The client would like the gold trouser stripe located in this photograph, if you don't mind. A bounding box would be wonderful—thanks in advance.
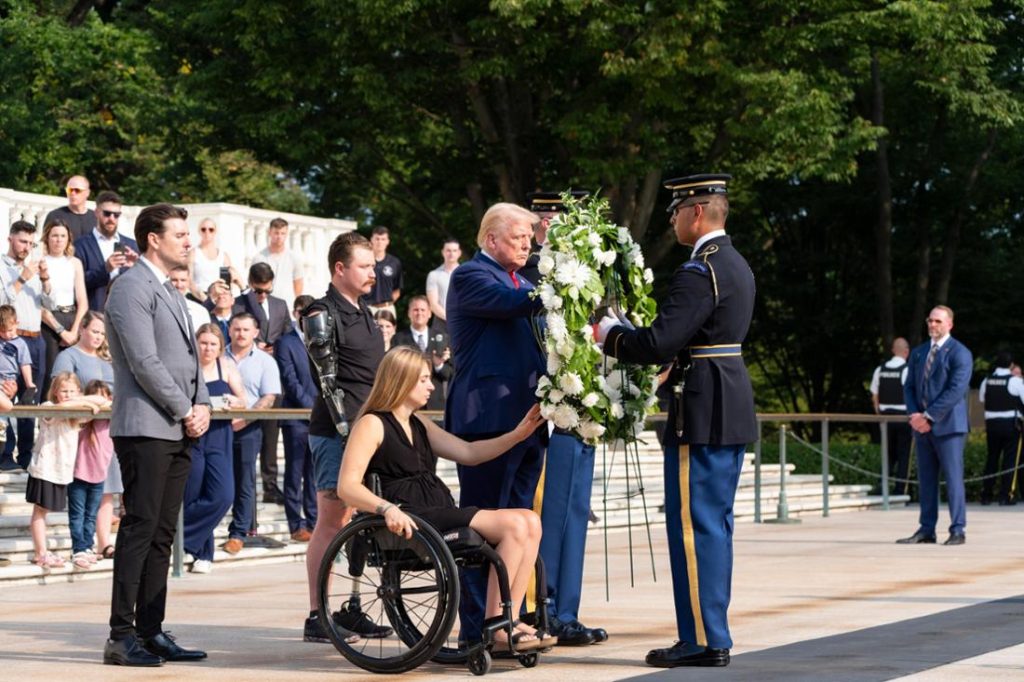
[678,445,707,647]
[1010,434,1023,498]
[526,462,547,609]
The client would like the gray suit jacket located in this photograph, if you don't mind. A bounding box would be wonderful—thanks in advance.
[105,260,209,440]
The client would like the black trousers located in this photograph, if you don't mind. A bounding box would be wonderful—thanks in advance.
[982,419,1021,503]
[260,395,282,494]
[882,416,913,496]
[109,435,192,640]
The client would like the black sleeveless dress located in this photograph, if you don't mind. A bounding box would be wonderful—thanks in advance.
[366,411,479,531]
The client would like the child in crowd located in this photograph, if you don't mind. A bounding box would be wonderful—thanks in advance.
[67,380,114,569]
[0,304,35,392]
[26,372,104,569]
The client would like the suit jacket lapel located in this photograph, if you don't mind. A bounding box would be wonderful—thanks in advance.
[248,292,270,343]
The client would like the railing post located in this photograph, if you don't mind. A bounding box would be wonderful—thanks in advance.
[754,420,762,523]
[767,424,800,524]
[880,419,890,511]
[172,506,184,578]
[821,419,830,518]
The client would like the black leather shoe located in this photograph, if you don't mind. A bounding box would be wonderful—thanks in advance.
[552,618,595,646]
[896,531,936,544]
[103,636,164,667]
[646,641,730,667]
[943,532,966,546]
[585,625,609,643]
[141,632,207,661]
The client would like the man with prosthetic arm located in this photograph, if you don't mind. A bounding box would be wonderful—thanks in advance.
[299,232,391,643]
[596,174,757,668]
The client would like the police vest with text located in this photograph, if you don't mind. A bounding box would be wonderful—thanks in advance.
[983,374,1017,419]
[877,362,907,414]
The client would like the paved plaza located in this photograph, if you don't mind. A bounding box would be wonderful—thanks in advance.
[1,505,1022,681]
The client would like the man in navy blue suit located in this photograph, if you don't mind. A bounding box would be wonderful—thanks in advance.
[899,305,973,546]
[445,202,546,641]
[274,294,318,541]
[73,191,139,311]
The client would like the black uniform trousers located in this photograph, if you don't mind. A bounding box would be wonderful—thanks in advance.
[260,395,283,496]
[109,435,193,640]
[881,411,913,496]
[982,418,1021,503]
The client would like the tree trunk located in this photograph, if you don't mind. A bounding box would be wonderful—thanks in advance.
[871,50,895,351]
[934,128,997,303]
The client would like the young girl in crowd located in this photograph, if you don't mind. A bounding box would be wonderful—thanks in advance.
[26,372,104,569]
[67,380,114,569]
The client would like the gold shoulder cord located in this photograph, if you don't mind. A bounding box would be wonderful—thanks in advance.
[698,244,719,306]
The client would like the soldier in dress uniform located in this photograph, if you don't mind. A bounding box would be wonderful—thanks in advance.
[979,352,1024,505]
[519,190,589,286]
[520,190,607,647]
[870,337,912,495]
[596,173,756,668]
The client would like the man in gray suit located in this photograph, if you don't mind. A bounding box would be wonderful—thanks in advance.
[103,203,212,667]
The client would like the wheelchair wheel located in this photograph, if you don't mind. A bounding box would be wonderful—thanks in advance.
[467,649,492,676]
[318,514,459,674]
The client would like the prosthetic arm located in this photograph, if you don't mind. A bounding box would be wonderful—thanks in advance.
[302,307,350,437]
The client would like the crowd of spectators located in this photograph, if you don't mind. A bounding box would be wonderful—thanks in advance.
[0,175,464,571]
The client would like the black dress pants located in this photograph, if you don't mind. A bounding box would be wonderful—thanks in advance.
[109,435,192,640]
[982,419,1020,503]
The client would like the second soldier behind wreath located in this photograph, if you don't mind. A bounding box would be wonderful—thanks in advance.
[520,191,607,646]
[597,174,756,668]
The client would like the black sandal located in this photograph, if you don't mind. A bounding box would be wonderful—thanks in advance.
[101,545,115,559]
[494,631,543,652]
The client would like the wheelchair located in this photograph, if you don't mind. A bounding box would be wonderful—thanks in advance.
[316,508,553,675]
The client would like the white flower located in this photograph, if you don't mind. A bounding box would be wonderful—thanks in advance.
[556,338,575,357]
[547,388,565,403]
[547,352,560,375]
[546,312,568,342]
[558,372,584,396]
[599,250,617,267]
[552,404,580,430]
[617,227,631,244]
[537,254,555,276]
[587,231,602,247]
[537,283,558,308]
[605,371,623,390]
[645,393,659,408]
[537,375,551,389]
[610,402,625,419]
[551,295,563,309]
[540,403,557,419]
[603,386,622,404]
[644,267,654,284]
[581,392,600,408]
[626,382,640,397]
[578,420,606,441]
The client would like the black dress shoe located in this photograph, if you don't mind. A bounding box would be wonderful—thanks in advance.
[646,641,730,668]
[943,532,966,546]
[582,623,609,643]
[551,618,595,646]
[141,632,207,661]
[103,636,164,667]
[896,531,937,544]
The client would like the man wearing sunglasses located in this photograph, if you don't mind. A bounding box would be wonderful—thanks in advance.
[44,175,96,241]
[74,190,139,311]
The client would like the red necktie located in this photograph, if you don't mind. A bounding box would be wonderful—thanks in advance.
[508,271,520,289]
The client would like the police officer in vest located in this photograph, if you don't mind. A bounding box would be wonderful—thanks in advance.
[870,337,912,496]
[519,190,607,647]
[979,352,1024,505]
[597,173,757,668]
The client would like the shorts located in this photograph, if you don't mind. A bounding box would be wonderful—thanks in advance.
[310,433,346,493]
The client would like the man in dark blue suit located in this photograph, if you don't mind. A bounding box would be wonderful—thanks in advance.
[73,191,139,311]
[274,294,318,541]
[899,305,972,546]
[445,202,546,641]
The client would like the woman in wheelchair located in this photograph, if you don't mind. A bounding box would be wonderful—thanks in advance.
[338,346,551,651]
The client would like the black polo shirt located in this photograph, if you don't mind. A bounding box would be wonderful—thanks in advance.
[308,285,385,437]
[363,253,403,305]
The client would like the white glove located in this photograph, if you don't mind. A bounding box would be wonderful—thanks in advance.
[596,313,620,344]
[612,307,636,330]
